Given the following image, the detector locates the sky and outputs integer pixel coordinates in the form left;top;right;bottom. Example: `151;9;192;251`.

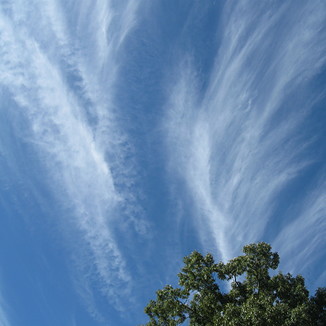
0;0;325;325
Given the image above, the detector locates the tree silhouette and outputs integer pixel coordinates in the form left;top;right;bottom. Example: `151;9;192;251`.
143;242;325;326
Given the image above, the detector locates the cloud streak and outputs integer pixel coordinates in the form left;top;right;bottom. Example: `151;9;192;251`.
0;293;11;326
0;0;145;318
164;0;326;272
274;185;326;284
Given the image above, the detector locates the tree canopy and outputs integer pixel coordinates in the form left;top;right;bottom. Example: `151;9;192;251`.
143;242;325;326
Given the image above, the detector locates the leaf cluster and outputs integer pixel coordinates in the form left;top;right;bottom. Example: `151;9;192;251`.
142;243;325;326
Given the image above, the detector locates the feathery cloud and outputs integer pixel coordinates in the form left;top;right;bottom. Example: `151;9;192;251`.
0;0;145;317
164;0;326;267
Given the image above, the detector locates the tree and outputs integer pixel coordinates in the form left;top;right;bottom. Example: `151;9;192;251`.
143;242;325;325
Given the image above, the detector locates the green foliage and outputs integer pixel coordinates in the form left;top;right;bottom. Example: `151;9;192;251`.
143;242;325;326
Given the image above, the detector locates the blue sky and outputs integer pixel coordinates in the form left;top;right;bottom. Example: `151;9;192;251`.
0;0;325;325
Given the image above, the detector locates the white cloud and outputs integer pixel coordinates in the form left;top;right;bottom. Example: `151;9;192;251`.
0;283;11;326
274;187;326;276
0;305;10;326
0;0;145;317
164;0;326;266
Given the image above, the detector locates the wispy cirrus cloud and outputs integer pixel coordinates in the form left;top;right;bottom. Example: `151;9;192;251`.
164;0;326;273
274;186;326;286
0;0;145;318
0;295;11;326
0;279;11;326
